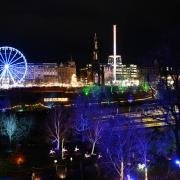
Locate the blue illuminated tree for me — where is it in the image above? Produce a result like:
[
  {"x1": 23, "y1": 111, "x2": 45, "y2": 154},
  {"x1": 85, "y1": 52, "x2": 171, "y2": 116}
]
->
[
  {"x1": 88, "y1": 119, "x2": 104, "y2": 155},
  {"x1": 74, "y1": 108, "x2": 90, "y2": 143},
  {"x1": 73, "y1": 93, "x2": 91, "y2": 142},
  {"x1": 135, "y1": 128, "x2": 154, "y2": 180},
  {"x1": 101, "y1": 116, "x2": 136, "y2": 180},
  {"x1": 157, "y1": 67, "x2": 180, "y2": 156},
  {"x1": 0, "y1": 113, "x2": 33, "y2": 144},
  {"x1": 143, "y1": 48, "x2": 180, "y2": 156}
]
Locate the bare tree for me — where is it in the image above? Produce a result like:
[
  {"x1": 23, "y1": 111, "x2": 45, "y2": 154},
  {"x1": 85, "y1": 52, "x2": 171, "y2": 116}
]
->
[
  {"x1": 47, "y1": 108, "x2": 69, "y2": 152},
  {"x1": 135, "y1": 128, "x2": 154, "y2": 180},
  {"x1": 102, "y1": 117, "x2": 136, "y2": 180},
  {"x1": 0, "y1": 113, "x2": 33, "y2": 144},
  {"x1": 88, "y1": 119, "x2": 103, "y2": 155}
]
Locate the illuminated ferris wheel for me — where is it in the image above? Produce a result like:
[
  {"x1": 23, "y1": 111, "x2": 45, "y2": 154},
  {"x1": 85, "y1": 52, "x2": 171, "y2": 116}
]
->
[{"x1": 0, "y1": 46, "x2": 27, "y2": 86}]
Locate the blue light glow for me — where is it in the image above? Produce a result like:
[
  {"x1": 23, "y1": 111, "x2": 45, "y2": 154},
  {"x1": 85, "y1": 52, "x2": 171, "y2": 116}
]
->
[{"x1": 175, "y1": 159, "x2": 180, "y2": 167}]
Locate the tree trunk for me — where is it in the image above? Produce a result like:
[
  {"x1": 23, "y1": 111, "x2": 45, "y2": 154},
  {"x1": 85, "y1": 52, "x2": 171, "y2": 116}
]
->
[
  {"x1": 9, "y1": 136, "x2": 12, "y2": 145},
  {"x1": 120, "y1": 161, "x2": 124, "y2": 180},
  {"x1": 91, "y1": 142, "x2": 96, "y2": 155},
  {"x1": 145, "y1": 167, "x2": 148, "y2": 180},
  {"x1": 56, "y1": 138, "x2": 60, "y2": 150},
  {"x1": 61, "y1": 138, "x2": 65, "y2": 160}
]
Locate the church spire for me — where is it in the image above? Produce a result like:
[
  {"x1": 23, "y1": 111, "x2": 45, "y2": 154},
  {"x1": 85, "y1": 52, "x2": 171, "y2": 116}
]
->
[{"x1": 93, "y1": 33, "x2": 98, "y2": 61}]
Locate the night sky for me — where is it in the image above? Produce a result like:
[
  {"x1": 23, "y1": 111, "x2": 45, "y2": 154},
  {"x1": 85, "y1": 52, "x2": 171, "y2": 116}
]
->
[{"x1": 0, "y1": 0, "x2": 179, "y2": 67}]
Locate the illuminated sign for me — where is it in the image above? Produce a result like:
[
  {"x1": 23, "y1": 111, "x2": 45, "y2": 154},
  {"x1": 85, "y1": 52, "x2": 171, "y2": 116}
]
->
[{"x1": 44, "y1": 98, "x2": 69, "y2": 102}]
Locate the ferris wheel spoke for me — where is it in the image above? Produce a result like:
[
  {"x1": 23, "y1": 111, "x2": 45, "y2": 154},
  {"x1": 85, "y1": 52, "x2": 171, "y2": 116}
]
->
[
  {"x1": 9, "y1": 55, "x2": 23, "y2": 65},
  {"x1": 8, "y1": 51, "x2": 18, "y2": 64},
  {"x1": 10, "y1": 69, "x2": 21, "y2": 81},
  {"x1": 7, "y1": 69, "x2": 16, "y2": 84},
  {"x1": 11, "y1": 61, "x2": 25, "y2": 66},
  {"x1": 11, "y1": 64, "x2": 26, "y2": 69},
  {"x1": 0, "y1": 65, "x2": 4, "y2": 69},
  {"x1": 0, "y1": 58, "x2": 5, "y2": 64},
  {"x1": 0, "y1": 52, "x2": 6, "y2": 64},
  {"x1": 9, "y1": 67, "x2": 25, "y2": 76},
  {"x1": 9, "y1": 67, "x2": 23, "y2": 80},
  {"x1": 7, "y1": 48, "x2": 13, "y2": 63},
  {"x1": 9, "y1": 68, "x2": 25, "y2": 81},
  {"x1": 5, "y1": 48, "x2": 8, "y2": 64},
  {"x1": 0, "y1": 68, "x2": 3, "y2": 73},
  {"x1": 10, "y1": 65, "x2": 26, "y2": 73},
  {"x1": 0, "y1": 69, "x2": 6, "y2": 81}
]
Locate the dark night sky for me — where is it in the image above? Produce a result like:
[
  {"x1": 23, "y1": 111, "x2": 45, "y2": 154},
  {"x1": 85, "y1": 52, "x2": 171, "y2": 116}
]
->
[{"x1": 0, "y1": 0, "x2": 179, "y2": 67}]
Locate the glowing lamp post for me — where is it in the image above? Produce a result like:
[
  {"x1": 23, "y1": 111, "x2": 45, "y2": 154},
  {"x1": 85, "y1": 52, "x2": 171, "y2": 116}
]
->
[{"x1": 54, "y1": 159, "x2": 58, "y2": 172}]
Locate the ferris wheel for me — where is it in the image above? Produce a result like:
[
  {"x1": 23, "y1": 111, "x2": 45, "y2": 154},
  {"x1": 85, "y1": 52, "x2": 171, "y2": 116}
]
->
[{"x1": 0, "y1": 46, "x2": 27, "y2": 85}]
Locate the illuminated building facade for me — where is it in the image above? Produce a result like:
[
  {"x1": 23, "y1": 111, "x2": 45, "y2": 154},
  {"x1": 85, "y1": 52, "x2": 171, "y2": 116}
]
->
[
  {"x1": 104, "y1": 63, "x2": 139, "y2": 86},
  {"x1": 25, "y1": 60, "x2": 76, "y2": 85},
  {"x1": 25, "y1": 63, "x2": 58, "y2": 84},
  {"x1": 58, "y1": 60, "x2": 76, "y2": 84},
  {"x1": 79, "y1": 64, "x2": 93, "y2": 84},
  {"x1": 43, "y1": 63, "x2": 59, "y2": 84}
]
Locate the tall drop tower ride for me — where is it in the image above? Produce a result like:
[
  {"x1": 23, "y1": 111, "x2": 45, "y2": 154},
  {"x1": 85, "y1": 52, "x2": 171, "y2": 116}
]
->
[{"x1": 108, "y1": 25, "x2": 122, "y2": 83}]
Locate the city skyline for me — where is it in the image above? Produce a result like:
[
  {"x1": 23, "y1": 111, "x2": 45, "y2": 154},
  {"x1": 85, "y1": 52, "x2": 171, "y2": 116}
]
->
[{"x1": 0, "y1": 0, "x2": 179, "y2": 67}]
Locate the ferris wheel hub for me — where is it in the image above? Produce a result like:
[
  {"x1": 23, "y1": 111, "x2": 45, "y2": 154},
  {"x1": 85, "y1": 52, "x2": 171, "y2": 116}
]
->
[{"x1": 5, "y1": 64, "x2": 9, "y2": 70}]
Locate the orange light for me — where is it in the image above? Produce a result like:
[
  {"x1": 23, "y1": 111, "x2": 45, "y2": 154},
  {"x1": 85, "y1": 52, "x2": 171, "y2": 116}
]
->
[
  {"x1": 34, "y1": 177, "x2": 41, "y2": 180},
  {"x1": 58, "y1": 173, "x2": 66, "y2": 179},
  {"x1": 16, "y1": 155, "x2": 25, "y2": 165}
]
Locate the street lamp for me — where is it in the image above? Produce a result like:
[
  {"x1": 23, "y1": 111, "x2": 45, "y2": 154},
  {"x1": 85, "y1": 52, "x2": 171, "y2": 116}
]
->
[{"x1": 54, "y1": 159, "x2": 58, "y2": 172}]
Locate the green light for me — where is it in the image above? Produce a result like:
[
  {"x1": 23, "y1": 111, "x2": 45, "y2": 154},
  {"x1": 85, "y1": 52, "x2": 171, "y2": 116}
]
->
[
  {"x1": 142, "y1": 82, "x2": 150, "y2": 92},
  {"x1": 82, "y1": 86, "x2": 92, "y2": 96},
  {"x1": 118, "y1": 85, "x2": 128, "y2": 94},
  {"x1": 110, "y1": 85, "x2": 113, "y2": 94}
]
